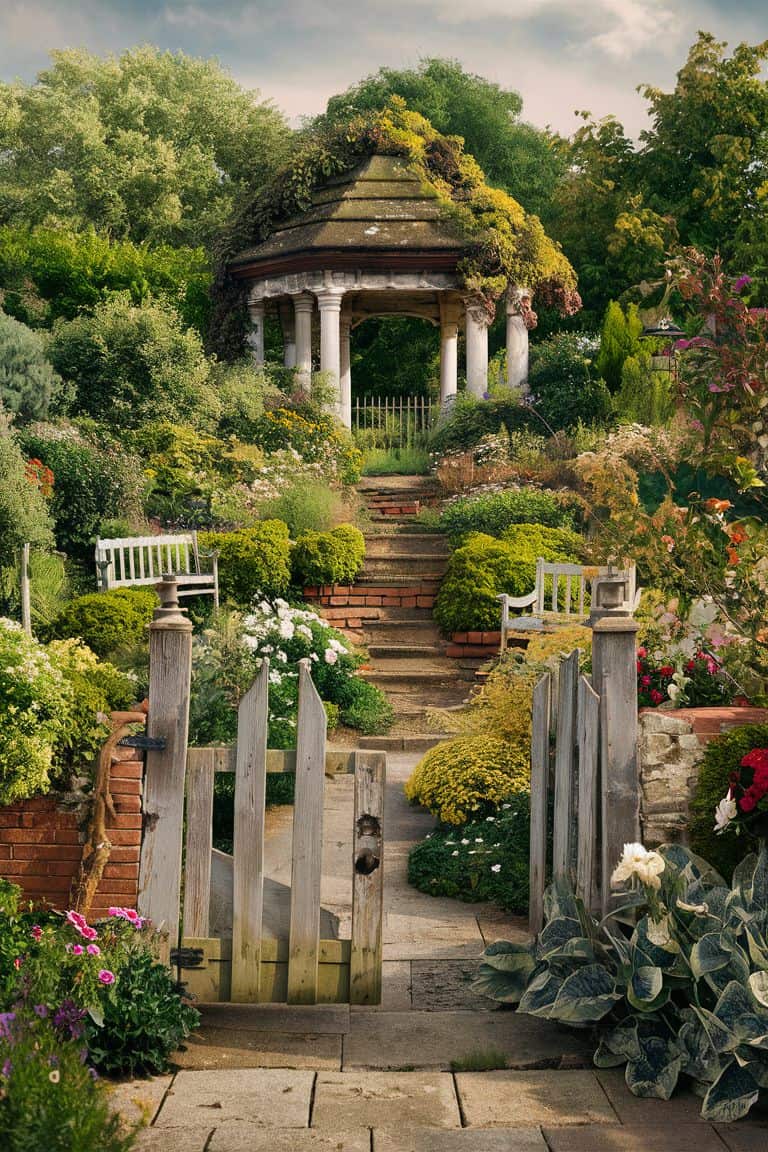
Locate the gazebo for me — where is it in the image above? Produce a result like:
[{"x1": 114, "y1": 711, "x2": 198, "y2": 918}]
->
[{"x1": 226, "y1": 111, "x2": 576, "y2": 428}]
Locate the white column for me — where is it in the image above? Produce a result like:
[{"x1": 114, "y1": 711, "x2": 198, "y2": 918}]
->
[
  {"x1": 465, "y1": 300, "x2": 490, "y2": 399},
  {"x1": 506, "y1": 288, "x2": 530, "y2": 393},
  {"x1": 294, "y1": 293, "x2": 314, "y2": 388},
  {"x1": 279, "y1": 300, "x2": 296, "y2": 369},
  {"x1": 439, "y1": 297, "x2": 459, "y2": 405},
  {"x1": 339, "y1": 316, "x2": 352, "y2": 429},
  {"x1": 316, "y1": 287, "x2": 344, "y2": 420},
  {"x1": 246, "y1": 300, "x2": 265, "y2": 366}
]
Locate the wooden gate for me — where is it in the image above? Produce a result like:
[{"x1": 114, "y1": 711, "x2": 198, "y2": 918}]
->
[{"x1": 178, "y1": 660, "x2": 385, "y2": 1006}]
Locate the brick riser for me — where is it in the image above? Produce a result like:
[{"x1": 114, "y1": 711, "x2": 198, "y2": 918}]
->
[{"x1": 304, "y1": 585, "x2": 438, "y2": 611}]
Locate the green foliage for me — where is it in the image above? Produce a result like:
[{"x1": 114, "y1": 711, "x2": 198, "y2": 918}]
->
[
  {"x1": 408, "y1": 797, "x2": 530, "y2": 912},
  {"x1": 252, "y1": 407, "x2": 362, "y2": 487},
  {"x1": 595, "y1": 301, "x2": 643, "y2": 392},
  {"x1": 333, "y1": 676, "x2": 394, "y2": 735},
  {"x1": 199, "y1": 521, "x2": 291, "y2": 605},
  {"x1": 49, "y1": 639, "x2": 137, "y2": 774},
  {"x1": 615, "y1": 354, "x2": 673, "y2": 426},
  {"x1": 0, "y1": 45, "x2": 291, "y2": 246},
  {"x1": 45, "y1": 588, "x2": 157, "y2": 661},
  {"x1": 261, "y1": 479, "x2": 343, "y2": 537},
  {"x1": 0, "y1": 224, "x2": 212, "y2": 333},
  {"x1": 475, "y1": 843, "x2": 768, "y2": 1122},
  {"x1": 361, "y1": 445, "x2": 432, "y2": 475},
  {"x1": 291, "y1": 525, "x2": 365, "y2": 587},
  {"x1": 85, "y1": 949, "x2": 199, "y2": 1077},
  {"x1": 19, "y1": 423, "x2": 144, "y2": 562},
  {"x1": 434, "y1": 525, "x2": 582, "y2": 634},
  {"x1": 48, "y1": 295, "x2": 221, "y2": 432},
  {"x1": 350, "y1": 316, "x2": 439, "y2": 399},
  {"x1": 214, "y1": 359, "x2": 275, "y2": 441},
  {"x1": 689, "y1": 725, "x2": 768, "y2": 879},
  {"x1": 429, "y1": 393, "x2": 539, "y2": 456},
  {"x1": 405, "y1": 734, "x2": 530, "y2": 825},
  {"x1": 0, "y1": 424, "x2": 54, "y2": 569},
  {"x1": 438, "y1": 487, "x2": 579, "y2": 544},
  {"x1": 528, "y1": 334, "x2": 613, "y2": 431},
  {"x1": 0, "y1": 310, "x2": 64, "y2": 422}
]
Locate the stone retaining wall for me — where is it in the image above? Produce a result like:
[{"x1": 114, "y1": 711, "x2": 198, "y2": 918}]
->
[
  {"x1": 639, "y1": 706, "x2": 768, "y2": 847},
  {"x1": 0, "y1": 744, "x2": 144, "y2": 917}
]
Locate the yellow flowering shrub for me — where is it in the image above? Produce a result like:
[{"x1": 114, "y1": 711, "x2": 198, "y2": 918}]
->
[
  {"x1": 405, "y1": 734, "x2": 530, "y2": 825},
  {"x1": 525, "y1": 626, "x2": 592, "y2": 665}
]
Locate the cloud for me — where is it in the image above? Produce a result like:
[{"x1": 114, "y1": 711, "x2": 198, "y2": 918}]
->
[{"x1": 588, "y1": 0, "x2": 680, "y2": 59}]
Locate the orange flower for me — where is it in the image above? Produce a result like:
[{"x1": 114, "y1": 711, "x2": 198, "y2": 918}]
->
[
  {"x1": 661, "y1": 534, "x2": 675, "y2": 553},
  {"x1": 704, "y1": 498, "x2": 732, "y2": 514},
  {"x1": 726, "y1": 546, "x2": 741, "y2": 566},
  {"x1": 727, "y1": 526, "x2": 748, "y2": 545}
]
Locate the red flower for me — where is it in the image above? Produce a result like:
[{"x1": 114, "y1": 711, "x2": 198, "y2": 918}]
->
[
  {"x1": 637, "y1": 647, "x2": 647, "y2": 659},
  {"x1": 659, "y1": 665, "x2": 674, "y2": 677},
  {"x1": 636, "y1": 661, "x2": 643, "y2": 673},
  {"x1": 740, "y1": 790, "x2": 758, "y2": 813},
  {"x1": 741, "y1": 749, "x2": 768, "y2": 771},
  {"x1": 650, "y1": 689, "x2": 664, "y2": 705},
  {"x1": 641, "y1": 675, "x2": 651, "y2": 687},
  {"x1": 686, "y1": 660, "x2": 695, "y2": 672}
]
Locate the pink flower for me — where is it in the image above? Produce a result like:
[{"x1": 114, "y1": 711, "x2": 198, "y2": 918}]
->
[
  {"x1": 30, "y1": 925, "x2": 42, "y2": 942},
  {"x1": 108, "y1": 907, "x2": 143, "y2": 928},
  {"x1": 66, "y1": 910, "x2": 97, "y2": 941},
  {"x1": 641, "y1": 675, "x2": 651, "y2": 687},
  {"x1": 86, "y1": 944, "x2": 100, "y2": 957},
  {"x1": 72, "y1": 945, "x2": 84, "y2": 957},
  {"x1": 98, "y1": 970, "x2": 115, "y2": 986},
  {"x1": 81, "y1": 926, "x2": 98, "y2": 942},
  {"x1": 735, "y1": 275, "x2": 752, "y2": 292}
]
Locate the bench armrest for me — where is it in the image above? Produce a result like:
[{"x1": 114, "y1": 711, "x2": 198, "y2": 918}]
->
[{"x1": 497, "y1": 591, "x2": 537, "y2": 609}]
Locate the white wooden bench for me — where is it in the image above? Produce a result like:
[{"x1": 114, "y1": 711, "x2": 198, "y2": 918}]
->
[
  {"x1": 95, "y1": 532, "x2": 219, "y2": 607},
  {"x1": 498, "y1": 560, "x2": 639, "y2": 649}
]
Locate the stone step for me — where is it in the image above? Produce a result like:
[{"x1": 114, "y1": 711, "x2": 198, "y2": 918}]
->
[
  {"x1": 368, "y1": 644, "x2": 446, "y2": 659},
  {"x1": 354, "y1": 573, "x2": 441, "y2": 587},
  {"x1": 364, "y1": 534, "x2": 449, "y2": 557},
  {"x1": 358, "y1": 734, "x2": 451, "y2": 752},
  {"x1": 362, "y1": 555, "x2": 447, "y2": 578},
  {"x1": 361, "y1": 619, "x2": 443, "y2": 643}
]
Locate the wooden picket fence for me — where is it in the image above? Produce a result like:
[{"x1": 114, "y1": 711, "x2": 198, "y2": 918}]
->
[
  {"x1": 352, "y1": 394, "x2": 435, "y2": 445},
  {"x1": 179, "y1": 660, "x2": 385, "y2": 1005},
  {"x1": 528, "y1": 645, "x2": 639, "y2": 932}
]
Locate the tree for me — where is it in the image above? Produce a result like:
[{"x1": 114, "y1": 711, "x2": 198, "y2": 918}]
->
[
  {"x1": 316, "y1": 58, "x2": 566, "y2": 219},
  {"x1": 0, "y1": 47, "x2": 292, "y2": 246},
  {"x1": 0, "y1": 419, "x2": 54, "y2": 570},
  {"x1": 595, "y1": 301, "x2": 643, "y2": 392},
  {"x1": 0, "y1": 311, "x2": 65, "y2": 422},
  {"x1": 48, "y1": 295, "x2": 220, "y2": 431}
]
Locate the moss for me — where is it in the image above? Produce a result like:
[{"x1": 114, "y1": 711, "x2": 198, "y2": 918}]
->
[
  {"x1": 405, "y1": 734, "x2": 529, "y2": 825},
  {"x1": 689, "y1": 724, "x2": 768, "y2": 879}
]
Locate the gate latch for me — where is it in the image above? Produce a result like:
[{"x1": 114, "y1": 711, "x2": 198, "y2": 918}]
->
[
  {"x1": 117, "y1": 734, "x2": 166, "y2": 751},
  {"x1": 170, "y1": 946, "x2": 204, "y2": 969}
]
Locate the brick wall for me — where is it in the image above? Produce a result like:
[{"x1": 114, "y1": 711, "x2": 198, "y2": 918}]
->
[
  {"x1": 304, "y1": 584, "x2": 439, "y2": 611},
  {"x1": 639, "y1": 705, "x2": 768, "y2": 847},
  {"x1": 445, "y1": 631, "x2": 501, "y2": 659},
  {"x1": 0, "y1": 745, "x2": 144, "y2": 918}
]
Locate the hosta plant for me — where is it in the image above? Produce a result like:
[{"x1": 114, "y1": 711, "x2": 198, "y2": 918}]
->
[{"x1": 473, "y1": 841, "x2": 768, "y2": 1122}]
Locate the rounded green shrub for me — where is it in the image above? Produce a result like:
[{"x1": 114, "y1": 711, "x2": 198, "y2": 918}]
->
[
  {"x1": 528, "y1": 333, "x2": 612, "y2": 430},
  {"x1": 405, "y1": 734, "x2": 529, "y2": 825},
  {"x1": 334, "y1": 676, "x2": 394, "y2": 734},
  {"x1": 48, "y1": 639, "x2": 137, "y2": 772},
  {"x1": 200, "y1": 519, "x2": 291, "y2": 605},
  {"x1": 689, "y1": 723, "x2": 768, "y2": 879},
  {"x1": 429, "y1": 393, "x2": 539, "y2": 456},
  {"x1": 438, "y1": 486, "x2": 580, "y2": 543},
  {"x1": 434, "y1": 524, "x2": 582, "y2": 634},
  {"x1": 45, "y1": 588, "x2": 157, "y2": 660},
  {"x1": 291, "y1": 524, "x2": 365, "y2": 586}
]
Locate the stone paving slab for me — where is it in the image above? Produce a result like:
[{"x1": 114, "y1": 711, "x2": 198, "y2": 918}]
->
[
  {"x1": 173, "y1": 1027, "x2": 342, "y2": 1069},
  {"x1": 373, "y1": 1127, "x2": 547, "y2": 1150},
  {"x1": 208, "y1": 1125, "x2": 371, "y2": 1150},
  {"x1": 409, "y1": 960, "x2": 492, "y2": 1011},
  {"x1": 135, "y1": 1126, "x2": 213, "y2": 1151},
  {"x1": 344, "y1": 1010, "x2": 591, "y2": 1070},
  {"x1": 312, "y1": 1072, "x2": 461, "y2": 1130},
  {"x1": 455, "y1": 1070, "x2": 617, "y2": 1128},
  {"x1": 198, "y1": 1003, "x2": 350, "y2": 1034},
  {"x1": 543, "y1": 1123, "x2": 728, "y2": 1151},
  {"x1": 155, "y1": 1068, "x2": 314, "y2": 1128},
  {"x1": 107, "y1": 1076, "x2": 172, "y2": 1127},
  {"x1": 717, "y1": 1122, "x2": 768, "y2": 1151},
  {"x1": 595, "y1": 1069, "x2": 707, "y2": 1123}
]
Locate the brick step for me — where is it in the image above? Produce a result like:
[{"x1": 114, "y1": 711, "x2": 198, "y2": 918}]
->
[
  {"x1": 363, "y1": 533, "x2": 449, "y2": 557},
  {"x1": 367, "y1": 643, "x2": 445, "y2": 659}
]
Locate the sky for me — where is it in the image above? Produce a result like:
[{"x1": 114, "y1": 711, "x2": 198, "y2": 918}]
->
[{"x1": 0, "y1": 0, "x2": 766, "y2": 138}]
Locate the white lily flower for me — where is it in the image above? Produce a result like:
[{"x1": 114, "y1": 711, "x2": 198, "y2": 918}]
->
[
  {"x1": 714, "y1": 793, "x2": 737, "y2": 834},
  {"x1": 611, "y1": 842, "x2": 665, "y2": 891}
]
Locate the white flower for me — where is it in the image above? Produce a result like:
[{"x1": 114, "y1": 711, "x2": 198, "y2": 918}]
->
[
  {"x1": 297, "y1": 624, "x2": 313, "y2": 640},
  {"x1": 474, "y1": 838, "x2": 483, "y2": 843},
  {"x1": 611, "y1": 843, "x2": 665, "y2": 891},
  {"x1": 279, "y1": 619, "x2": 295, "y2": 641},
  {"x1": 329, "y1": 638, "x2": 347, "y2": 654},
  {"x1": 714, "y1": 793, "x2": 737, "y2": 834},
  {"x1": 324, "y1": 648, "x2": 338, "y2": 665},
  {"x1": 310, "y1": 652, "x2": 319, "y2": 661},
  {"x1": 269, "y1": 670, "x2": 282, "y2": 685},
  {"x1": 491, "y1": 864, "x2": 502, "y2": 873},
  {"x1": 460, "y1": 839, "x2": 469, "y2": 845},
  {"x1": 451, "y1": 851, "x2": 459, "y2": 857}
]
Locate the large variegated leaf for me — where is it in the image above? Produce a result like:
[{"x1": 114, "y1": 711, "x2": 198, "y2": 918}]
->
[
  {"x1": 690, "y1": 932, "x2": 732, "y2": 978},
  {"x1": 471, "y1": 962, "x2": 530, "y2": 1004},
  {"x1": 701, "y1": 1060, "x2": 760, "y2": 1122},
  {"x1": 750, "y1": 843, "x2": 768, "y2": 909},
  {"x1": 549, "y1": 964, "x2": 621, "y2": 1023},
  {"x1": 627, "y1": 965, "x2": 665, "y2": 1012},
  {"x1": 518, "y1": 967, "x2": 560, "y2": 1018},
  {"x1": 625, "y1": 1035, "x2": 682, "y2": 1100},
  {"x1": 536, "y1": 917, "x2": 582, "y2": 960},
  {"x1": 691, "y1": 1005, "x2": 737, "y2": 1055},
  {"x1": 594, "y1": 1021, "x2": 641, "y2": 1068},
  {"x1": 678, "y1": 1017, "x2": 723, "y2": 1082},
  {"x1": 543, "y1": 880, "x2": 580, "y2": 923},
  {"x1": 480, "y1": 940, "x2": 536, "y2": 974},
  {"x1": 713, "y1": 980, "x2": 768, "y2": 1045}
]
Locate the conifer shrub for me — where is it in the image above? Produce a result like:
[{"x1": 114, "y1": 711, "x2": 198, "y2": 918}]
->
[
  {"x1": 291, "y1": 524, "x2": 365, "y2": 586},
  {"x1": 199, "y1": 520, "x2": 291, "y2": 605},
  {"x1": 405, "y1": 735, "x2": 530, "y2": 825},
  {"x1": 0, "y1": 310, "x2": 66, "y2": 422}
]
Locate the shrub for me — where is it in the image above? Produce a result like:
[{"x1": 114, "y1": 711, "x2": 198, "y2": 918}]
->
[
  {"x1": 0, "y1": 424, "x2": 54, "y2": 570},
  {"x1": 438, "y1": 486, "x2": 579, "y2": 543},
  {"x1": 615, "y1": 354, "x2": 674, "y2": 426},
  {"x1": 408, "y1": 798, "x2": 531, "y2": 912},
  {"x1": 49, "y1": 639, "x2": 137, "y2": 774},
  {"x1": 215, "y1": 360, "x2": 276, "y2": 441},
  {"x1": 594, "y1": 300, "x2": 642, "y2": 392},
  {"x1": 261, "y1": 478, "x2": 343, "y2": 536},
  {"x1": 429, "y1": 392, "x2": 538, "y2": 455},
  {"x1": 48, "y1": 295, "x2": 221, "y2": 432},
  {"x1": 199, "y1": 520, "x2": 291, "y2": 605},
  {"x1": 46, "y1": 588, "x2": 157, "y2": 661},
  {"x1": 405, "y1": 735, "x2": 529, "y2": 825},
  {"x1": 434, "y1": 525, "x2": 582, "y2": 635},
  {"x1": 0, "y1": 310, "x2": 65, "y2": 422},
  {"x1": 291, "y1": 524, "x2": 365, "y2": 586},
  {"x1": 19, "y1": 423, "x2": 145, "y2": 562},
  {"x1": 333, "y1": 676, "x2": 394, "y2": 735},
  {"x1": 253, "y1": 406, "x2": 362, "y2": 485},
  {"x1": 528, "y1": 333, "x2": 613, "y2": 430},
  {"x1": 689, "y1": 724, "x2": 768, "y2": 879}
]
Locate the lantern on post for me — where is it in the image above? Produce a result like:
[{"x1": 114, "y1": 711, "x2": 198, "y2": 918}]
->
[{"x1": 640, "y1": 316, "x2": 686, "y2": 379}]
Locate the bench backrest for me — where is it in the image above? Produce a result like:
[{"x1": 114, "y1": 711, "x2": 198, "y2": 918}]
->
[
  {"x1": 534, "y1": 560, "x2": 637, "y2": 617},
  {"x1": 96, "y1": 532, "x2": 200, "y2": 589}
]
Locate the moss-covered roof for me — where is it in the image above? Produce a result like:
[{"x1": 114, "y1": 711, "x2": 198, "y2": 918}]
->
[{"x1": 230, "y1": 155, "x2": 467, "y2": 272}]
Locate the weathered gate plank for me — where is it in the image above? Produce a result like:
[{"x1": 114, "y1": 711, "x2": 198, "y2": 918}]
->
[
  {"x1": 287, "y1": 661, "x2": 327, "y2": 1004},
  {"x1": 183, "y1": 748, "x2": 214, "y2": 940},
  {"x1": 231, "y1": 662, "x2": 269, "y2": 1002},
  {"x1": 576, "y1": 674, "x2": 600, "y2": 911},
  {"x1": 350, "y1": 750, "x2": 385, "y2": 1005},
  {"x1": 553, "y1": 649, "x2": 579, "y2": 883},
  {"x1": 529, "y1": 672, "x2": 551, "y2": 935}
]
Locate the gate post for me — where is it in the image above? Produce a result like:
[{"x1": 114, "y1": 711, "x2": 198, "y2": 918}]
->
[
  {"x1": 591, "y1": 615, "x2": 640, "y2": 916},
  {"x1": 137, "y1": 578, "x2": 193, "y2": 964}
]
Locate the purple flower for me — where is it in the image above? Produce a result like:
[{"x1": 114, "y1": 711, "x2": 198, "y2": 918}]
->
[
  {"x1": 0, "y1": 1013, "x2": 15, "y2": 1041},
  {"x1": 53, "y1": 1000, "x2": 86, "y2": 1040},
  {"x1": 33, "y1": 1004, "x2": 48, "y2": 1019},
  {"x1": 1, "y1": 1059, "x2": 10, "y2": 1079},
  {"x1": 735, "y1": 275, "x2": 752, "y2": 291},
  {"x1": 482, "y1": 391, "x2": 491, "y2": 400}
]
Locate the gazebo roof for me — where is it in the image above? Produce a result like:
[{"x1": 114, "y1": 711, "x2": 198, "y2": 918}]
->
[{"x1": 229, "y1": 154, "x2": 468, "y2": 279}]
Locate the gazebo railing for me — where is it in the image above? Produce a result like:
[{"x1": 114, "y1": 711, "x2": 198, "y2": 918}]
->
[{"x1": 352, "y1": 395, "x2": 435, "y2": 446}]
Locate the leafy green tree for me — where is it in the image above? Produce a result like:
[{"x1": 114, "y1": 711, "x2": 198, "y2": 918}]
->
[
  {"x1": 48, "y1": 295, "x2": 220, "y2": 431},
  {"x1": 0, "y1": 46, "x2": 292, "y2": 246},
  {"x1": 595, "y1": 301, "x2": 643, "y2": 392},
  {"x1": 0, "y1": 311, "x2": 65, "y2": 422},
  {"x1": 351, "y1": 318, "x2": 439, "y2": 398},
  {"x1": 0, "y1": 420, "x2": 54, "y2": 570},
  {"x1": 0, "y1": 225, "x2": 212, "y2": 332},
  {"x1": 317, "y1": 58, "x2": 566, "y2": 218}
]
